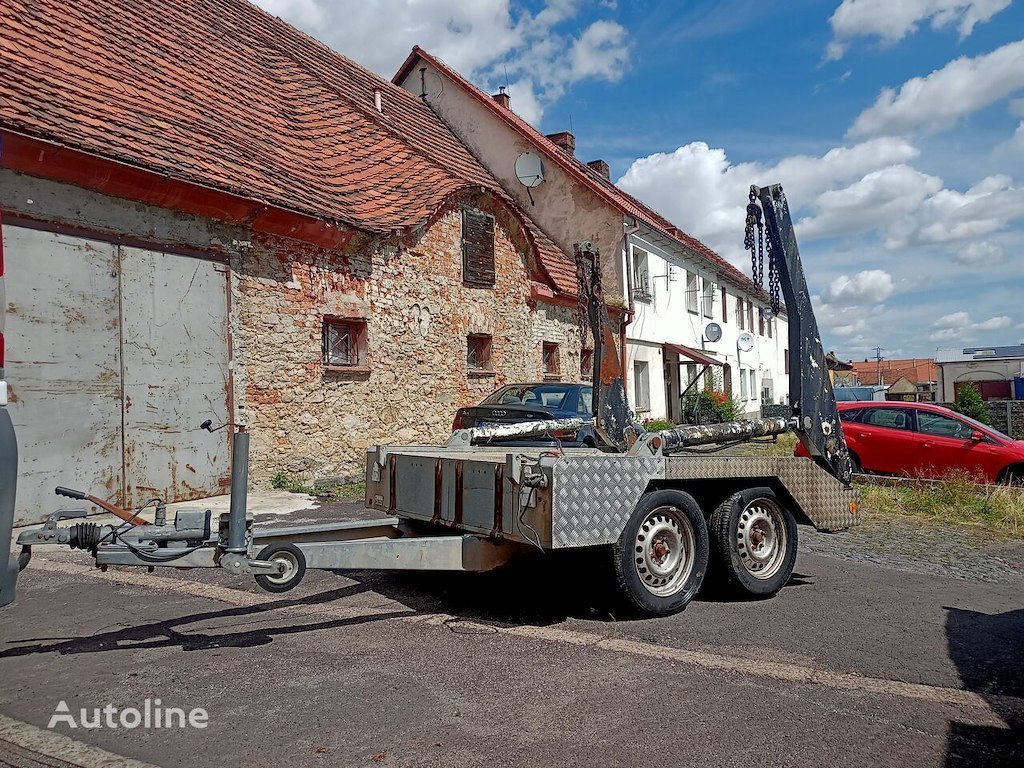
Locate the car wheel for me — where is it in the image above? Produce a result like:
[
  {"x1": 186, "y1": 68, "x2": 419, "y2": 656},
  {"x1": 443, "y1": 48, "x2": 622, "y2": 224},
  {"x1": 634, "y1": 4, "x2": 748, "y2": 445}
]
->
[
  {"x1": 710, "y1": 487, "x2": 797, "y2": 599},
  {"x1": 610, "y1": 489, "x2": 709, "y2": 616},
  {"x1": 849, "y1": 451, "x2": 861, "y2": 474}
]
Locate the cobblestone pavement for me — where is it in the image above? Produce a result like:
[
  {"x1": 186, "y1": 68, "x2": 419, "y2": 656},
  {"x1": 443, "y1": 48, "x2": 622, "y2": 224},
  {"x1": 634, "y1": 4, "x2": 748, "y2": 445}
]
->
[{"x1": 802, "y1": 513, "x2": 1024, "y2": 584}]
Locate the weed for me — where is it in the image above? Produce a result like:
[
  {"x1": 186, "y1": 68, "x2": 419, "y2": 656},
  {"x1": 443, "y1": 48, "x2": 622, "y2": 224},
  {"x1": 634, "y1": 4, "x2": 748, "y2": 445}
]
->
[{"x1": 856, "y1": 472, "x2": 1024, "y2": 537}]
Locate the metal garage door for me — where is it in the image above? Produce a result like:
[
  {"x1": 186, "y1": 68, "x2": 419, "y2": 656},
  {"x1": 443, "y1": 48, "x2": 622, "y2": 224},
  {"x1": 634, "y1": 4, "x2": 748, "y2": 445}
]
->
[{"x1": 3, "y1": 224, "x2": 230, "y2": 525}]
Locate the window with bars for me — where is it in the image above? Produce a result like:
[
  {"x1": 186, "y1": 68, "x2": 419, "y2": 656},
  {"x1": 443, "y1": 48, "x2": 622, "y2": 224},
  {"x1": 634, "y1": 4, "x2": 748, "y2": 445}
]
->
[
  {"x1": 467, "y1": 334, "x2": 493, "y2": 372},
  {"x1": 581, "y1": 348, "x2": 594, "y2": 379},
  {"x1": 461, "y1": 207, "x2": 496, "y2": 286},
  {"x1": 702, "y1": 279, "x2": 714, "y2": 318},
  {"x1": 542, "y1": 342, "x2": 560, "y2": 378},
  {"x1": 322, "y1": 318, "x2": 368, "y2": 368}
]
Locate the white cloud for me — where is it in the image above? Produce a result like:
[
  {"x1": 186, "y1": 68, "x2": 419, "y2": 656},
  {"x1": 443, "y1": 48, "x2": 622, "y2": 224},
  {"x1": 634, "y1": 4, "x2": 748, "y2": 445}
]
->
[
  {"x1": 885, "y1": 175, "x2": 1024, "y2": 247},
  {"x1": 830, "y1": 318, "x2": 869, "y2": 337},
  {"x1": 827, "y1": 0, "x2": 1010, "y2": 60},
  {"x1": 976, "y1": 315, "x2": 1012, "y2": 330},
  {"x1": 798, "y1": 165, "x2": 942, "y2": 239},
  {"x1": 615, "y1": 137, "x2": 918, "y2": 260},
  {"x1": 955, "y1": 241, "x2": 1004, "y2": 265},
  {"x1": 251, "y1": 0, "x2": 630, "y2": 125},
  {"x1": 929, "y1": 311, "x2": 1014, "y2": 340},
  {"x1": 822, "y1": 270, "x2": 895, "y2": 306},
  {"x1": 849, "y1": 41, "x2": 1024, "y2": 137},
  {"x1": 996, "y1": 120, "x2": 1024, "y2": 156}
]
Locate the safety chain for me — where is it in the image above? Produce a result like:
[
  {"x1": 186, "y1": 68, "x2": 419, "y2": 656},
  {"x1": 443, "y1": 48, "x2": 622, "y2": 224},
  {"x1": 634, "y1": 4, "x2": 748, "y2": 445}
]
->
[{"x1": 743, "y1": 185, "x2": 781, "y2": 316}]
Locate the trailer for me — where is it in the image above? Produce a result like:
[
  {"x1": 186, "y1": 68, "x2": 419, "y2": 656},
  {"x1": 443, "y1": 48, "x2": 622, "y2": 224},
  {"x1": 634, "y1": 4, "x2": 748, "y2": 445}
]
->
[{"x1": 0, "y1": 184, "x2": 858, "y2": 615}]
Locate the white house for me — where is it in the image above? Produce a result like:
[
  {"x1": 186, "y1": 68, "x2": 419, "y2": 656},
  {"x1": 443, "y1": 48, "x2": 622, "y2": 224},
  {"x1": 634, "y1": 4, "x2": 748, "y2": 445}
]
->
[
  {"x1": 624, "y1": 225, "x2": 789, "y2": 421},
  {"x1": 394, "y1": 48, "x2": 790, "y2": 422}
]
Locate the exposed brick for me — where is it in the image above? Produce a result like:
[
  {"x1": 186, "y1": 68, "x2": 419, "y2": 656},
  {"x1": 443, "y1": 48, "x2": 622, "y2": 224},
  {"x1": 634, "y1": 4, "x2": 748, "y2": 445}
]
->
[{"x1": 233, "y1": 197, "x2": 584, "y2": 484}]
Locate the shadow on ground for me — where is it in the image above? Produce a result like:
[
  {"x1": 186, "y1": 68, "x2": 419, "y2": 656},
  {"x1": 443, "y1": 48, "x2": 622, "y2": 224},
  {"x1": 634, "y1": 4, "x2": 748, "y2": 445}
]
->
[{"x1": 945, "y1": 606, "x2": 1024, "y2": 767}]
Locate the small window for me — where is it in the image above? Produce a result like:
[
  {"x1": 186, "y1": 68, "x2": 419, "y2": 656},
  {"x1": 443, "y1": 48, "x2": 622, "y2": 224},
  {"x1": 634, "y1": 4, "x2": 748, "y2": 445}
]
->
[
  {"x1": 581, "y1": 348, "x2": 594, "y2": 379},
  {"x1": 767, "y1": 315, "x2": 773, "y2": 339},
  {"x1": 840, "y1": 408, "x2": 864, "y2": 422},
  {"x1": 467, "y1": 334, "x2": 493, "y2": 372},
  {"x1": 721, "y1": 287, "x2": 728, "y2": 322},
  {"x1": 462, "y1": 207, "x2": 495, "y2": 286},
  {"x1": 702, "y1": 279, "x2": 714, "y2": 318},
  {"x1": 747, "y1": 301, "x2": 755, "y2": 330},
  {"x1": 686, "y1": 272, "x2": 699, "y2": 314},
  {"x1": 758, "y1": 308, "x2": 765, "y2": 336},
  {"x1": 542, "y1": 342, "x2": 560, "y2": 378},
  {"x1": 750, "y1": 370, "x2": 757, "y2": 398},
  {"x1": 784, "y1": 348, "x2": 790, "y2": 374},
  {"x1": 736, "y1": 297, "x2": 745, "y2": 329},
  {"x1": 740, "y1": 369, "x2": 749, "y2": 400},
  {"x1": 917, "y1": 412, "x2": 971, "y2": 440},
  {"x1": 863, "y1": 408, "x2": 913, "y2": 431},
  {"x1": 322, "y1": 318, "x2": 368, "y2": 368},
  {"x1": 633, "y1": 361, "x2": 651, "y2": 411},
  {"x1": 632, "y1": 248, "x2": 652, "y2": 302}
]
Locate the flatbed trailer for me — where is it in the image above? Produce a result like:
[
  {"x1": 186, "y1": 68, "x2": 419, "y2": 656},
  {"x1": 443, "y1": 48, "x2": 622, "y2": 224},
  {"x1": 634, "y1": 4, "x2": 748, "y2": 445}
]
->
[{"x1": 1, "y1": 184, "x2": 859, "y2": 616}]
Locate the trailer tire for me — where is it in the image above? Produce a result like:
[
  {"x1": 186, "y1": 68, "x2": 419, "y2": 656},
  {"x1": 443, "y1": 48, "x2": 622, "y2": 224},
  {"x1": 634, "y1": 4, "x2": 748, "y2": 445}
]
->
[
  {"x1": 611, "y1": 490, "x2": 708, "y2": 616},
  {"x1": 254, "y1": 543, "x2": 306, "y2": 593},
  {"x1": 710, "y1": 488, "x2": 797, "y2": 599}
]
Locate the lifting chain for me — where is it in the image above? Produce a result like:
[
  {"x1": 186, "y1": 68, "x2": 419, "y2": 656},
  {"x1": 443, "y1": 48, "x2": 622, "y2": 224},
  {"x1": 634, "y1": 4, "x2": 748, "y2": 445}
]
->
[{"x1": 743, "y1": 185, "x2": 781, "y2": 316}]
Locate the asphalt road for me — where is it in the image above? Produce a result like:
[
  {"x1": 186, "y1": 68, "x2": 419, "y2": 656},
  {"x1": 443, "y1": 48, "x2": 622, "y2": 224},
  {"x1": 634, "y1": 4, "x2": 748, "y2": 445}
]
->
[{"x1": 1, "y1": 503, "x2": 1022, "y2": 768}]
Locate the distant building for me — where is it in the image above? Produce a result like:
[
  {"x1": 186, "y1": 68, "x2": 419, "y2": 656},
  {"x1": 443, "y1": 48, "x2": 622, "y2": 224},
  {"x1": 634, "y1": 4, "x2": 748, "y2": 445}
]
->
[
  {"x1": 848, "y1": 358, "x2": 937, "y2": 402},
  {"x1": 936, "y1": 346, "x2": 1024, "y2": 402}
]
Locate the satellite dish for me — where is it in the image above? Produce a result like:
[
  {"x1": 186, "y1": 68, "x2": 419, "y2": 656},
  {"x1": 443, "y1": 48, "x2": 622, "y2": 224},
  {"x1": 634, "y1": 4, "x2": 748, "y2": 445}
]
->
[
  {"x1": 704, "y1": 322, "x2": 722, "y2": 343},
  {"x1": 514, "y1": 152, "x2": 545, "y2": 188},
  {"x1": 737, "y1": 331, "x2": 755, "y2": 352}
]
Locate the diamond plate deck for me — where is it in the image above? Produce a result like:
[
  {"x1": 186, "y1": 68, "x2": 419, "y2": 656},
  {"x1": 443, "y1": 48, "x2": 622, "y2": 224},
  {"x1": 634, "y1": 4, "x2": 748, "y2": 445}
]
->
[{"x1": 663, "y1": 455, "x2": 858, "y2": 532}]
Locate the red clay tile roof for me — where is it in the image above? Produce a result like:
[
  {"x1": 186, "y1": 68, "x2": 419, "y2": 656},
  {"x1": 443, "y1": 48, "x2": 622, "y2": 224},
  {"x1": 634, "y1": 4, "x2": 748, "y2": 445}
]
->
[
  {"x1": 849, "y1": 359, "x2": 938, "y2": 387},
  {"x1": 396, "y1": 46, "x2": 774, "y2": 304},
  {"x1": 0, "y1": 0, "x2": 577, "y2": 293}
]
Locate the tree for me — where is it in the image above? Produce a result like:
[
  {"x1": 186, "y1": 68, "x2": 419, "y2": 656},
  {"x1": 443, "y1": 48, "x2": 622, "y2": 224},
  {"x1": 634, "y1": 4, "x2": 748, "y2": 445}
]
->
[{"x1": 952, "y1": 381, "x2": 991, "y2": 426}]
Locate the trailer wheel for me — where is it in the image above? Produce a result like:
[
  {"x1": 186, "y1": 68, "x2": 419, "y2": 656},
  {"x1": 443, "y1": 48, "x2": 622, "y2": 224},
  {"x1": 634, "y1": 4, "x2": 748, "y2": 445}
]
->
[
  {"x1": 611, "y1": 490, "x2": 709, "y2": 616},
  {"x1": 710, "y1": 488, "x2": 797, "y2": 598},
  {"x1": 254, "y1": 543, "x2": 306, "y2": 593}
]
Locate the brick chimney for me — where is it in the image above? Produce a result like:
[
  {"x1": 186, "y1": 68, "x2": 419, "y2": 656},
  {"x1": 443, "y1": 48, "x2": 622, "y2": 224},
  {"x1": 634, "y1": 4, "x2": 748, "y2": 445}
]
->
[
  {"x1": 545, "y1": 131, "x2": 575, "y2": 155},
  {"x1": 492, "y1": 86, "x2": 511, "y2": 110},
  {"x1": 586, "y1": 159, "x2": 610, "y2": 179}
]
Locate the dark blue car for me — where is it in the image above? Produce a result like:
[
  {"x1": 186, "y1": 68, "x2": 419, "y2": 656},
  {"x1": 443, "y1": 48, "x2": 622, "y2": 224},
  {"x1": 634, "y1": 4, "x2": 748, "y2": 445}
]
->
[{"x1": 452, "y1": 382, "x2": 597, "y2": 447}]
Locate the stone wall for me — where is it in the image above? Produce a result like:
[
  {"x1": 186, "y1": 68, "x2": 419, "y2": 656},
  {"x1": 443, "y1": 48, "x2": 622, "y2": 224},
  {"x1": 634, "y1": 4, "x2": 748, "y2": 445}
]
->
[{"x1": 232, "y1": 197, "x2": 582, "y2": 485}]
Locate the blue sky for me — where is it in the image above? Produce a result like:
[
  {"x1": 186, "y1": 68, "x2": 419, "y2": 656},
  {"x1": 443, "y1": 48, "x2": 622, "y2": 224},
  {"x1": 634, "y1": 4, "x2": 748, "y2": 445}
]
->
[{"x1": 255, "y1": 0, "x2": 1024, "y2": 362}]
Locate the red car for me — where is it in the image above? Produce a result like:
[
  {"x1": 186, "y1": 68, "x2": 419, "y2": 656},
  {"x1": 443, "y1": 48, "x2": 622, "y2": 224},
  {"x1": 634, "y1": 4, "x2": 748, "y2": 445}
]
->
[{"x1": 795, "y1": 401, "x2": 1024, "y2": 483}]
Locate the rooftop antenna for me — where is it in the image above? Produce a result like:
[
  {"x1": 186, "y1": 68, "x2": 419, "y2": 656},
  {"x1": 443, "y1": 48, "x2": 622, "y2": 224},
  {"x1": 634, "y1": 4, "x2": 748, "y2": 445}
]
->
[{"x1": 872, "y1": 345, "x2": 884, "y2": 386}]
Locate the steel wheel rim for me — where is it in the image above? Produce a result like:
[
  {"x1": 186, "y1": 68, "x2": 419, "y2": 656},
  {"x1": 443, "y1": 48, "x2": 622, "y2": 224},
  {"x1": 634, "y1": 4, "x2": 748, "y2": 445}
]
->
[
  {"x1": 736, "y1": 497, "x2": 787, "y2": 580},
  {"x1": 266, "y1": 551, "x2": 299, "y2": 585},
  {"x1": 633, "y1": 506, "x2": 695, "y2": 597}
]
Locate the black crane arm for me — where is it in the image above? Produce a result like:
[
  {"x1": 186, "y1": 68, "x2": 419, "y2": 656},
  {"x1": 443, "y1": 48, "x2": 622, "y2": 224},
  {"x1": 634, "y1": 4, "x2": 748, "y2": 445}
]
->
[{"x1": 757, "y1": 184, "x2": 853, "y2": 484}]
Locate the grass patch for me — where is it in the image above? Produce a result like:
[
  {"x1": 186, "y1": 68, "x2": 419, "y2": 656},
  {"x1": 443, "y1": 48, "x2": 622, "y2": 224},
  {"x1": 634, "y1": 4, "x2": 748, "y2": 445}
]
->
[
  {"x1": 271, "y1": 472, "x2": 365, "y2": 502},
  {"x1": 856, "y1": 473, "x2": 1024, "y2": 538}
]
